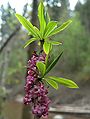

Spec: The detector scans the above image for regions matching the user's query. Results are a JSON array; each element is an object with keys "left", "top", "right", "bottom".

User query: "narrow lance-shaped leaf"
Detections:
[
  {"left": 15, "top": 14, "right": 39, "bottom": 38},
  {"left": 47, "top": 41, "right": 62, "bottom": 45},
  {"left": 49, "top": 76, "right": 79, "bottom": 88},
  {"left": 45, "top": 52, "right": 63, "bottom": 75},
  {"left": 44, "top": 11, "right": 50, "bottom": 24},
  {"left": 43, "top": 42, "right": 52, "bottom": 55},
  {"left": 24, "top": 38, "right": 37, "bottom": 48},
  {"left": 34, "top": 26, "right": 41, "bottom": 39},
  {"left": 38, "top": 2, "right": 46, "bottom": 37},
  {"left": 44, "top": 21, "right": 57, "bottom": 38},
  {"left": 45, "top": 78, "right": 58, "bottom": 89},
  {"left": 36, "top": 61, "right": 46, "bottom": 76},
  {"left": 48, "top": 20, "right": 72, "bottom": 37}
]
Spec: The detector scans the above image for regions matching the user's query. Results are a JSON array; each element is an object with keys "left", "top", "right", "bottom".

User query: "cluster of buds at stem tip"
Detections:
[{"left": 24, "top": 51, "right": 51, "bottom": 118}]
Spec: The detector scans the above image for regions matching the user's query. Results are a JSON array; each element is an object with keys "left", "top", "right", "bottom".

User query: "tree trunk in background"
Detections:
[
  {"left": 27, "top": 0, "right": 38, "bottom": 60},
  {"left": 1, "top": 48, "right": 10, "bottom": 87},
  {"left": 22, "top": 0, "right": 38, "bottom": 119}
]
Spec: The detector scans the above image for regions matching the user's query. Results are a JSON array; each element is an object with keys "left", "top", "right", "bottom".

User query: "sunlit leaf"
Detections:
[
  {"left": 43, "top": 42, "right": 52, "bottom": 54},
  {"left": 48, "top": 41, "right": 62, "bottom": 45},
  {"left": 49, "top": 76, "right": 79, "bottom": 88},
  {"left": 45, "top": 52, "right": 63, "bottom": 75},
  {"left": 34, "top": 26, "right": 41, "bottom": 39},
  {"left": 28, "top": 32, "right": 31, "bottom": 36},
  {"left": 44, "top": 21, "right": 57, "bottom": 38},
  {"left": 48, "top": 20, "right": 72, "bottom": 37},
  {"left": 36, "top": 61, "right": 46, "bottom": 76},
  {"left": 38, "top": 2, "right": 46, "bottom": 37},
  {"left": 24, "top": 38, "right": 37, "bottom": 48},
  {"left": 44, "top": 11, "right": 50, "bottom": 24},
  {"left": 15, "top": 14, "right": 39, "bottom": 38},
  {"left": 45, "top": 78, "right": 58, "bottom": 89}
]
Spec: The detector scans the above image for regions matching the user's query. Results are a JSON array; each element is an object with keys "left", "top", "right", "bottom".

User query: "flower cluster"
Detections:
[{"left": 24, "top": 51, "right": 50, "bottom": 118}]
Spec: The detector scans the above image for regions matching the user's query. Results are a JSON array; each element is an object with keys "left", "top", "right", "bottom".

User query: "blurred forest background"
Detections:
[{"left": 0, "top": 0, "right": 90, "bottom": 119}]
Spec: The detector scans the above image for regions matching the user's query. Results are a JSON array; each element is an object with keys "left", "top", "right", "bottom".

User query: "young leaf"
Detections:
[
  {"left": 44, "top": 11, "right": 50, "bottom": 24},
  {"left": 49, "top": 76, "right": 79, "bottom": 88},
  {"left": 28, "top": 32, "right": 32, "bottom": 36},
  {"left": 38, "top": 2, "right": 46, "bottom": 37},
  {"left": 34, "top": 26, "right": 41, "bottom": 39},
  {"left": 45, "top": 52, "right": 63, "bottom": 75},
  {"left": 44, "top": 21, "right": 57, "bottom": 38},
  {"left": 43, "top": 42, "right": 52, "bottom": 54},
  {"left": 45, "top": 78, "right": 58, "bottom": 89},
  {"left": 48, "top": 41, "right": 62, "bottom": 45},
  {"left": 15, "top": 14, "right": 38, "bottom": 38},
  {"left": 48, "top": 20, "right": 72, "bottom": 37},
  {"left": 36, "top": 61, "right": 46, "bottom": 76},
  {"left": 24, "top": 38, "right": 37, "bottom": 48}
]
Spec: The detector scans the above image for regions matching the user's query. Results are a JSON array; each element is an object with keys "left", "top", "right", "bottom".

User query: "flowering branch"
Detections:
[{"left": 15, "top": 1, "right": 79, "bottom": 119}]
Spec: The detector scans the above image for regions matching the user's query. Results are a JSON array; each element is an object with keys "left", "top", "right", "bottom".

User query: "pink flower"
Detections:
[{"left": 24, "top": 51, "right": 50, "bottom": 118}]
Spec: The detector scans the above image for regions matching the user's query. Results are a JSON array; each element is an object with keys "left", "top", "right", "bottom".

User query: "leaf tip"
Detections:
[
  {"left": 69, "top": 20, "right": 72, "bottom": 24},
  {"left": 15, "top": 13, "right": 19, "bottom": 17},
  {"left": 72, "top": 82, "right": 79, "bottom": 89},
  {"left": 23, "top": 45, "right": 27, "bottom": 48},
  {"left": 74, "top": 84, "right": 79, "bottom": 89},
  {"left": 69, "top": 83, "right": 79, "bottom": 89}
]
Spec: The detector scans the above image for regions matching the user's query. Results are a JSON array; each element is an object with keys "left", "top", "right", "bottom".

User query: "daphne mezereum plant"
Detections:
[{"left": 15, "top": 1, "right": 78, "bottom": 119}]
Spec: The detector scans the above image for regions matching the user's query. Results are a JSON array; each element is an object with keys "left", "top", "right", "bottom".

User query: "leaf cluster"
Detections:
[
  {"left": 15, "top": 2, "right": 71, "bottom": 54},
  {"left": 15, "top": 2, "right": 78, "bottom": 89},
  {"left": 36, "top": 52, "right": 78, "bottom": 89}
]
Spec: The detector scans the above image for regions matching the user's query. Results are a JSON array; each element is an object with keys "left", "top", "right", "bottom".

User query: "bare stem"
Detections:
[{"left": 40, "top": 39, "right": 44, "bottom": 53}]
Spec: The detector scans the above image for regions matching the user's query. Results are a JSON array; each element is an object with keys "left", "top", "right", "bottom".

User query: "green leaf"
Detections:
[
  {"left": 43, "top": 42, "right": 52, "bottom": 54},
  {"left": 28, "top": 32, "right": 31, "bottom": 36},
  {"left": 45, "top": 78, "right": 58, "bottom": 89},
  {"left": 49, "top": 76, "right": 79, "bottom": 88},
  {"left": 44, "top": 21, "right": 57, "bottom": 38},
  {"left": 36, "top": 61, "right": 46, "bottom": 76},
  {"left": 48, "top": 20, "right": 72, "bottom": 37},
  {"left": 48, "top": 41, "right": 62, "bottom": 45},
  {"left": 34, "top": 26, "right": 41, "bottom": 39},
  {"left": 24, "top": 38, "right": 37, "bottom": 48},
  {"left": 45, "top": 52, "right": 63, "bottom": 75},
  {"left": 44, "top": 11, "right": 50, "bottom": 24},
  {"left": 38, "top": 2, "right": 46, "bottom": 37},
  {"left": 15, "top": 14, "right": 38, "bottom": 38}
]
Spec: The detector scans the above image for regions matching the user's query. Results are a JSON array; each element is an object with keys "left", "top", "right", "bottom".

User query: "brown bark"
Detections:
[
  {"left": 27, "top": 0, "right": 38, "bottom": 60},
  {"left": 26, "top": 0, "right": 38, "bottom": 77}
]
